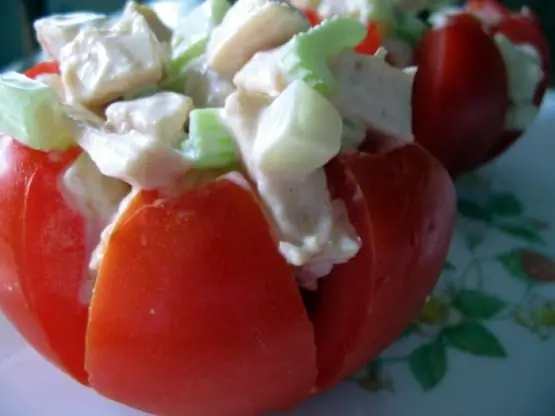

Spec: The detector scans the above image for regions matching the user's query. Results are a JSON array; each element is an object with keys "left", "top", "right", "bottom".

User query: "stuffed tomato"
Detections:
[
  {"left": 0, "top": 1, "right": 455, "bottom": 415},
  {"left": 295, "top": 0, "right": 549, "bottom": 176}
]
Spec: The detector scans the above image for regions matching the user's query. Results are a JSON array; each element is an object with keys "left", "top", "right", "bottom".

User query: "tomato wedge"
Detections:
[
  {"left": 86, "top": 176, "right": 317, "bottom": 416},
  {"left": 0, "top": 136, "right": 89, "bottom": 384},
  {"left": 412, "top": 13, "right": 509, "bottom": 176},
  {"left": 313, "top": 144, "right": 456, "bottom": 388}
]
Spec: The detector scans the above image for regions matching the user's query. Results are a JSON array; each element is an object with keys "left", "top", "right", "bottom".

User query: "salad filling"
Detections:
[{"left": 0, "top": 0, "right": 416, "bottom": 290}]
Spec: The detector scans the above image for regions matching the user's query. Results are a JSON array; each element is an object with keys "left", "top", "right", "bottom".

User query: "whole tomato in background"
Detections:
[
  {"left": 302, "top": 0, "right": 549, "bottom": 177},
  {"left": 413, "top": 0, "right": 549, "bottom": 176}
]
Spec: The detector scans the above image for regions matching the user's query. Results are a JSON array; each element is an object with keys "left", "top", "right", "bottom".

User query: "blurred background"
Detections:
[{"left": 1, "top": 0, "right": 553, "bottom": 82}]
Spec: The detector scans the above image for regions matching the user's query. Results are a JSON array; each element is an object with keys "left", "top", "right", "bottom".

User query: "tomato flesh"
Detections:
[
  {"left": 312, "top": 145, "right": 456, "bottom": 388},
  {"left": 86, "top": 176, "right": 317, "bottom": 416},
  {"left": 0, "top": 137, "right": 89, "bottom": 383}
]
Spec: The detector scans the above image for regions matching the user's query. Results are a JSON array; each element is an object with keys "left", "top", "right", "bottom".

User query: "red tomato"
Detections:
[
  {"left": 304, "top": 8, "right": 321, "bottom": 26},
  {"left": 85, "top": 176, "right": 317, "bottom": 416},
  {"left": 24, "top": 61, "right": 60, "bottom": 79},
  {"left": 412, "top": 13, "right": 509, "bottom": 176},
  {"left": 302, "top": 9, "right": 382, "bottom": 56},
  {"left": 0, "top": 135, "right": 455, "bottom": 413},
  {"left": 313, "top": 144, "right": 455, "bottom": 388},
  {"left": 355, "top": 24, "right": 382, "bottom": 55},
  {"left": 465, "top": 1, "right": 550, "bottom": 164},
  {"left": 0, "top": 136, "right": 89, "bottom": 384}
]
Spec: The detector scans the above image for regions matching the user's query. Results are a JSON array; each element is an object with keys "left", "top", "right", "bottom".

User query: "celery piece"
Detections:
[
  {"left": 280, "top": 16, "right": 367, "bottom": 96},
  {"left": 0, "top": 72, "right": 75, "bottom": 151},
  {"left": 253, "top": 79, "right": 342, "bottom": 175},
  {"left": 182, "top": 108, "right": 238, "bottom": 168},
  {"left": 171, "top": 0, "right": 231, "bottom": 71}
]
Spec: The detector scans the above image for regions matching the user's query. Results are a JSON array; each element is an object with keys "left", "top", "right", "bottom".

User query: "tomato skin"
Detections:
[
  {"left": 0, "top": 136, "right": 89, "bottom": 384},
  {"left": 304, "top": 8, "right": 321, "bottom": 26},
  {"left": 412, "top": 14, "right": 509, "bottom": 176},
  {"left": 24, "top": 61, "right": 60, "bottom": 79},
  {"left": 313, "top": 144, "right": 455, "bottom": 389},
  {"left": 86, "top": 176, "right": 317, "bottom": 416}
]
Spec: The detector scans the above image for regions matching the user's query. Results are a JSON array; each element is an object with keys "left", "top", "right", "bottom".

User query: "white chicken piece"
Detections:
[
  {"left": 77, "top": 127, "right": 192, "bottom": 191},
  {"left": 34, "top": 12, "right": 107, "bottom": 61},
  {"left": 330, "top": 51, "right": 415, "bottom": 142},
  {"left": 60, "top": 9, "right": 168, "bottom": 106},
  {"left": 121, "top": 1, "right": 172, "bottom": 43},
  {"left": 233, "top": 47, "right": 287, "bottom": 97},
  {"left": 185, "top": 56, "right": 237, "bottom": 107},
  {"left": 223, "top": 90, "right": 360, "bottom": 287},
  {"left": 105, "top": 92, "right": 194, "bottom": 145},
  {"left": 206, "top": 0, "right": 309, "bottom": 77}
]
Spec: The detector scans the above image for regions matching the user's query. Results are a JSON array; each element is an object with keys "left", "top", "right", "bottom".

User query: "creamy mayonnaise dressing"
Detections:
[
  {"left": 31, "top": 0, "right": 421, "bottom": 291},
  {"left": 223, "top": 90, "right": 360, "bottom": 287},
  {"left": 493, "top": 33, "right": 544, "bottom": 131}
]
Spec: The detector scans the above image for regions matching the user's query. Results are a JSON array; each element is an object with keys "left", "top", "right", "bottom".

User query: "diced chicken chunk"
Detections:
[
  {"left": 34, "top": 12, "right": 107, "bottom": 60},
  {"left": 105, "top": 92, "right": 193, "bottom": 145},
  {"left": 185, "top": 57, "right": 236, "bottom": 107},
  {"left": 62, "top": 152, "right": 130, "bottom": 226},
  {"left": 494, "top": 33, "right": 543, "bottom": 130},
  {"left": 233, "top": 47, "right": 287, "bottom": 96},
  {"left": 223, "top": 90, "right": 360, "bottom": 287},
  {"left": 330, "top": 51, "right": 414, "bottom": 142},
  {"left": 77, "top": 127, "right": 192, "bottom": 190},
  {"left": 121, "top": 1, "right": 172, "bottom": 43},
  {"left": 60, "top": 10, "right": 168, "bottom": 106},
  {"left": 207, "top": 0, "right": 309, "bottom": 77}
]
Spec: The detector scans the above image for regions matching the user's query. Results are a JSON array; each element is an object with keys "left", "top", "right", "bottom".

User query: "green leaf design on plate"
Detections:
[
  {"left": 409, "top": 339, "right": 447, "bottom": 391},
  {"left": 531, "top": 306, "right": 555, "bottom": 327},
  {"left": 498, "top": 250, "right": 530, "bottom": 282},
  {"left": 498, "top": 250, "right": 555, "bottom": 284},
  {"left": 457, "top": 198, "right": 492, "bottom": 222},
  {"left": 452, "top": 290, "right": 507, "bottom": 319},
  {"left": 442, "top": 322, "right": 507, "bottom": 358},
  {"left": 497, "top": 223, "right": 545, "bottom": 244},
  {"left": 489, "top": 193, "right": 523, "bottom": 216}
]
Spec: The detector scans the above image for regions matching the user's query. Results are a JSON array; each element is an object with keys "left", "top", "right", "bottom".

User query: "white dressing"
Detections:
[
  {"left": 105, "top": 92, "right": 193, "bottom": 145},
  {"left": 223, "top": 90, "right": 360, "bottom": 287},
  {"left": 77, "top": 127, "right": 192, "bottom": 190},
  {"left": 494, "top": 33, "right": 544, "bottom": 131}
]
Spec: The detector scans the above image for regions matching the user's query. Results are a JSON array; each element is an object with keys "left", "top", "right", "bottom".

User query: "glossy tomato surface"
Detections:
[
  {"left": 86, "top": 177, "right": 318, "bottom": 416},
  {"left": 313, "top": 144, "right": 456, "bottom": 388},
  {"left": 0, "top": 137, "right": 89, "bottom": 384},
  {"left": 413, "top": 13, "right": 510, "bottom": 176}
]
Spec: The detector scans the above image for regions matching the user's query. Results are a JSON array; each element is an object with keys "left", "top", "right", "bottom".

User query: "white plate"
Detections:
[{"left": 1, "top": 94, "right": 555, "bottom": 415}]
